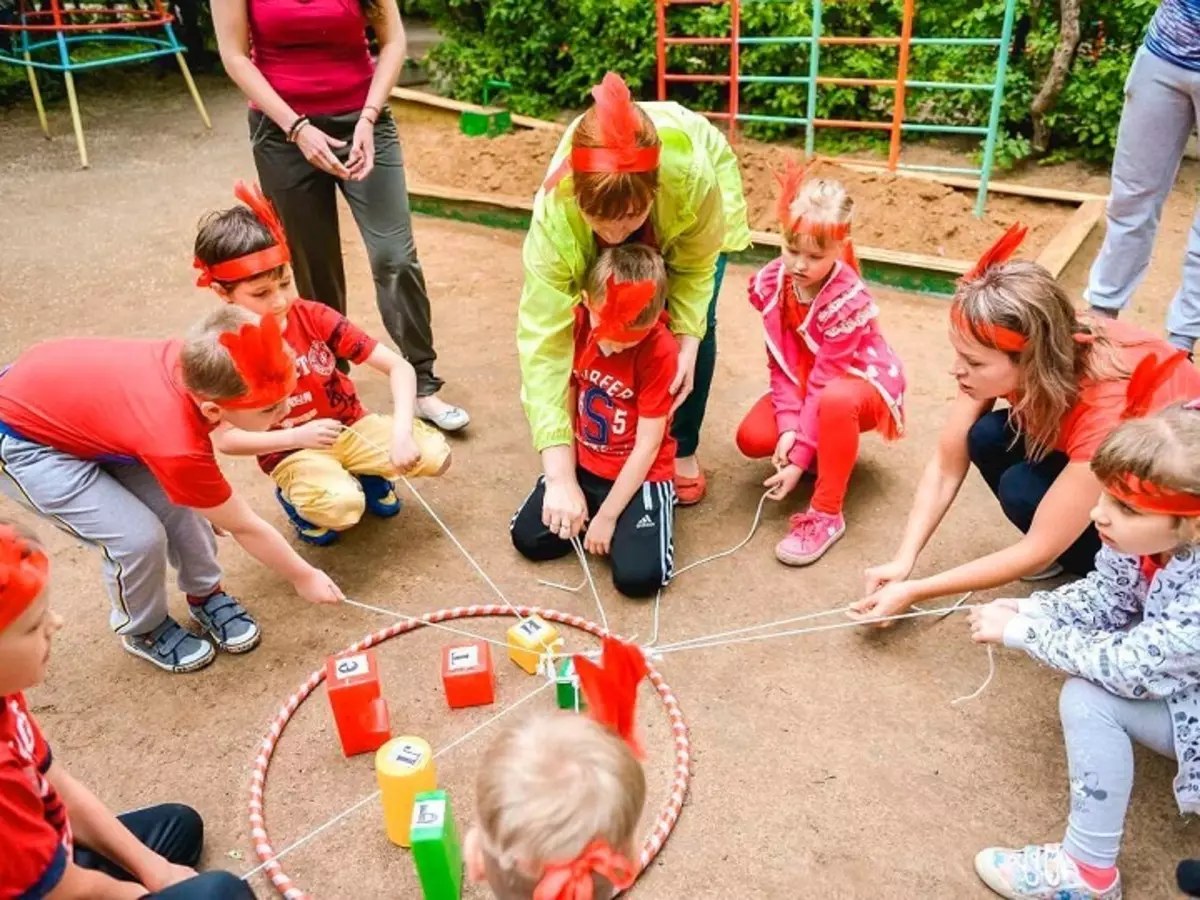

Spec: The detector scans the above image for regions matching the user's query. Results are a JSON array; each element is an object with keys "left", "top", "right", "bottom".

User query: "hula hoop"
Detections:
[{"left": 248, "top": 604, "right": 691, "bottom": 900}]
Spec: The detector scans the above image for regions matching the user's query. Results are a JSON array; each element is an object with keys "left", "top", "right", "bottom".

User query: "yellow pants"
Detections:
[{"left": 272, "top": 414, "right": 450, "bottom": 531}]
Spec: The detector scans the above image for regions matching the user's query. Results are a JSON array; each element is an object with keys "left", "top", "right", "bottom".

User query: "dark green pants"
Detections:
[
  {"left": 249, "top": 109, "right": 443, "bottom": 396},
  {"left": 671, "top": 254, "right": 727, "bottom": 458}
]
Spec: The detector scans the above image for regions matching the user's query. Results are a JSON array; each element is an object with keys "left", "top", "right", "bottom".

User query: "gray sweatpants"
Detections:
[
  {"left": 1087, "top": 47, "right": 1200, "bottom": 353},
  {"left": 1058, "top": 677, "right": 1176, "bottom": 868},
  {"left": 0, "top": 433, "right": 222, "bottom": 636}
]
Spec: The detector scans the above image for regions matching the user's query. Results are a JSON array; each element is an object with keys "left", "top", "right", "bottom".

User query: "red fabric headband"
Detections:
[
  {"left": 194, "top": 182, "right": 291, "bottom": 287},
  {"left": 1107, "top": 474, "right": 1200, "bottom": 517},
  {"left": 533, "top": 840, "right": 636, "bottom": 900},
  {"left": 215, "top": 313, "right": 297, "bottom": 410},
  {"left": 0, "top": 525, "right": 49, "bottom": 633}
]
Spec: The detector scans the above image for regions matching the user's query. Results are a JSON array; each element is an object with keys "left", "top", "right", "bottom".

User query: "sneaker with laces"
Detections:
[
  {"left": 275, "top": 488, "right": 339, "bottom": 546},
  {"left": 1021, "top": 562, "right": 1065, "bottom": 582},
  {"left": 189, "top": 592, "right": 260, "bottom": 654},
  {"left": 775, "top": 509, "right": 846, "bottom": 566},
  {"left": 358, "top": 475, "right": 403, "bottom": 518},
  {"left": 122, "top": 618, "right": 216, "bottom": 673},
  {"left": 974, "top": 843, "right": 1122, "bottom": 900}
]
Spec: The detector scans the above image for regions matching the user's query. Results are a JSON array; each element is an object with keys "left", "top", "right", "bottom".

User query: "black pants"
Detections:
[
  {"left": 249, "top": 109, "right": 443, "bottom": 397},
  {"left": 966, "top": 410, "right": 1101, "bottom": 576},
  {"left": 75, "top": 803, "right": 255, "bottom": 899},
  {"left": 510, "top": 468, "right": 676, "bottom": 599}
]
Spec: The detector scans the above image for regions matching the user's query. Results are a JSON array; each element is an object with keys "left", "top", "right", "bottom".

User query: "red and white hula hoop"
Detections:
[{"left": 248, "top": 604, "right": 691, "bottom": 900}]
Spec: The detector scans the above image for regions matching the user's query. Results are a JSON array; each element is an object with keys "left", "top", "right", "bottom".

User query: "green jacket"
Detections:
[{"left": 517, "top": 101, "right": 751, "bottom": 451}]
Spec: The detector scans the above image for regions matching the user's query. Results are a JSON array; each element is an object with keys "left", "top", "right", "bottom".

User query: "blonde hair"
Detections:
[
  {"left": 475, "top": 711, "right": 646, "bottom": 900},
  {"left": 786, "top": 178, "right": 854, "bottom": 252},
  {"left": 953, "top": 259, "right": 1120, "bottom": 461},
  {"left": 571, "top": 106, "right": 661, "bottom": 221},
  {"left": 584, "top": 244, "right": 669, "bottom": 330},
  {"left": 179, "top": 305, "right": 288, "bottom": 402}
]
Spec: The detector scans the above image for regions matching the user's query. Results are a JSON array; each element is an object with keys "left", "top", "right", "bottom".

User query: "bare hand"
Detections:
[
  {"left": 140, "top": 861, "right": 197, "bottom": 893},
  {"left": 293, "top": 418, "right": 343, "bottom": 450},
  {"left": 864, "top": 557, "right": 915, "bottom": 596},
  {"left": 669, "top": 335, "right": 701, "bottom": 414},
  {"left": 773, "top": 431, "right": 797, "bottom": 470},
  {"left": 542, "top": 475, "right": 588, "bottom": 541},
  {"left": 764, "top": 464, "right": 803, "bottom": 500},
  {"left": 848, "top": 580, "right": 921, "bottom": 628},
  {"left": 583, "top": 512, "right": 616, "bottom": 555},
  {"left": 294, "top": 123, "right": 350, "bottom": 178},
  {"left": 347, "top": 116, "right": 376, "bottom": 181},
  {"left": 391, "top": 429, "right": 422, "bottom": 473},
  {"left": 968, "top": 601, "right": 1018, "bottom": 644},
  {"left": 294, "top": 568, "right": 344, "bottom": 604}
]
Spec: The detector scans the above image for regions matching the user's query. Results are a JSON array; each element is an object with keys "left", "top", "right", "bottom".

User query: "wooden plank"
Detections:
[
  {"left": 833, "top": 160, "right": 1105, "bottom": 204},
  {"left": 407, "top": 180, "right": 535, "bottom": 212},
  {"left": 750, "top": 229, "right": 971, "bottom": 275},
  {"left": 1034, "top": 198, "right": 1105, "bottom": 278},
  {"left": 389, "top": 87, "right": 565, "bottom": 133}
]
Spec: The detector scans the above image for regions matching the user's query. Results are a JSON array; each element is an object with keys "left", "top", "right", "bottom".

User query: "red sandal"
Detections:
[{"left": 674, "top": 469, "right": 707, "bottom": 506}]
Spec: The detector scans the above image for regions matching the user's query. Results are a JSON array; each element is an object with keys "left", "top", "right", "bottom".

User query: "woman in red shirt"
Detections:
[{"left": 212, "top": 0, "right": 469, "bottom": 432}]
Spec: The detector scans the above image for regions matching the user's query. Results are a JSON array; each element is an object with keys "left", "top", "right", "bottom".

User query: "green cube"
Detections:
[
  {"left": 411, "top": 790, "right": 463, "bottom": 900},
  {"left": 555, "top": 657, "right": 585, "bottom": 711},
  {"left": 459, "top": 110, "right": 490, "bottom": 137}
]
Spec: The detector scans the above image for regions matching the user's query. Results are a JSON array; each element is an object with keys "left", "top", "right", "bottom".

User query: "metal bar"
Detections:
[
  {"left": 833, "top": 157, "right": 983, "bottom": 176},
  {"left": 909, "top": 37, "right": 1001, "bottom": 46},
  {"left": 805, "top": 0, "right": 821, "bottom": 157},
  {"left": 739, "top": 75, "right": 811, "bottom": 84},
  {"left": 736, "top": 112, "right": 809, "bottom": 124},
  {"left": 976, "top": 0, "right": 1017, "bottom": 216},
  {"left": 819, "top": 76, "right": 897, "bottom": 87},
  {"left": 729, "top": 0, "right": 740, "bottom": 142},
  {"left": 904, "top": 79, "right": 994, "bottom": 91},
  {"left": 701, "top": 110, "right": 734, "bottom": 120},
  {"left": 737, "top": 35, "right": 1002, "bottom": 47},
  {"left": 888, "top": 0, "right": 914, "bottom": 170},
  {"left": 664, "top": 73, "right": 732, "bottom": 83},
  {"left": 818, "top": 117, "right": 893, "bottom": 131},
  {"left": 739, "top": 36, "right": 811, "bottom": 44},
  {"left": 655, "top": 0, "right": 666, "bottom": 101},
  {"left": 664, "top": 36, "right": 732, "bottom": 45},
  {"left": 900, "top": 122, "right": 989, "bottom": 134},
  {"left": 901, "top": 164, "right": 984, "bottom": 176}
]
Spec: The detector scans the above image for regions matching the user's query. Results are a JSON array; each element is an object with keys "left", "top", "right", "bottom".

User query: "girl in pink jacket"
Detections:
[{"left": 737, "top": 169, "right": 906, "bottom": 566}]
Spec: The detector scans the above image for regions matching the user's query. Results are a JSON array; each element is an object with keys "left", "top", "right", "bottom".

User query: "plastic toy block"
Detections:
[
  {"left": 411, "top": 790, "right": 463, "bottom": 900},
  {"left": 459, "top": 78, "right": 513, "bottom": 138},
  {"left": 377, "top": 736, "right": 437, "bottom": 847},
  {"left": 325, "top": 650, "right": 392, "bottom": 757},
  {"left": 506, "top": 616, "right": 563, "bottom": 675},
  {"left": 555, "top": 657, "right": 585, "bottom": 711},
  {"left": 441, "top": 641, "right": 495, "bottom": 710}
]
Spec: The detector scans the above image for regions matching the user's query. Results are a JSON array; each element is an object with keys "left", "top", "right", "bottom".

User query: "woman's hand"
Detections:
[
  {"left": 347, "top": 115, "right": 376, "bottom": 181},
  {"left": 669, "top": 335, "right": 701, "bottom": 414},
  {"left": 542, "top": 474, "right": 588, "bottom": 541},
  {"left": 864, "top": 557, "right": 915, "bottom": 595},
  {"left": 294, "top": 122, "right": 350, "bottom": 178},
  {"left": 848, "top": 580, "right": 922, "bottom": 628}
]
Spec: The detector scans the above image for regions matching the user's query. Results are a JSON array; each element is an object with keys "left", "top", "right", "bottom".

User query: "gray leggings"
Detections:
[{"left": 1059, "top": 677, "right": 1176, "bottom": 868}]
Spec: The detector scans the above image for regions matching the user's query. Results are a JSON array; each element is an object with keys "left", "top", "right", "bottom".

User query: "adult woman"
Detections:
[
  {"left": 853, "top": 230, "right": 1200, "bottom": 623},
  {"left": 519, "top": 73, "right": 750, "bottom": 539},
  {"left": 212, "top": 0, "right": 468, "bottom": 430}
]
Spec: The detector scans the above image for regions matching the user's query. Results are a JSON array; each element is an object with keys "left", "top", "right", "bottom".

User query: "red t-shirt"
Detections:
[
  {"left": 0, "top": 339, "right": 231, "bottom": 508},
  {"left": 259, "top": 299, "right": 379, "bottom": 473},
  {"left": 572, "top": 309, "right": 678, "bottom": 483},
  {"left": 247, "top": 0, "right": 374, "bottom": 116},
  {"left": 0, "top": 694, "right": 72, "bottom": 899}
]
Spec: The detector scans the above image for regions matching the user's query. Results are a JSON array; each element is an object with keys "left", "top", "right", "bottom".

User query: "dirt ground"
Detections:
[{"left": 1, "top": 72, "right": 1198, "bottom": 899}]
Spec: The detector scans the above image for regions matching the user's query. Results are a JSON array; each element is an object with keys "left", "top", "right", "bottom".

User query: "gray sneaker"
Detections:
[
  {"left": 1022, "top": 562, "right": 1065, "bottom": 583},
  {"left": 189, "top": 592, "right": 260, "bottom": 654},
  {"left": 123, "top": 618, "right": 216, "bottom": 673}
]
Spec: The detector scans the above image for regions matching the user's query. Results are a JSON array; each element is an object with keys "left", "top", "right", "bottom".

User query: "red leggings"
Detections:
[{"left": 736, "top": 377, "right": 891, "bottom": 515}]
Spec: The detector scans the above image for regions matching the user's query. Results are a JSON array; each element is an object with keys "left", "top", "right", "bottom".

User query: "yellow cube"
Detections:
[
  {"left": 506, "top": 616, "right": 563, "bottom": 675},
  {"left": 376, "top": 736, "right": 437, "bottom": 847}
]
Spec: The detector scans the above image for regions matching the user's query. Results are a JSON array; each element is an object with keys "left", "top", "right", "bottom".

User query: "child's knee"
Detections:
[
  {"left": 123, "top": 519, "right": 169, "bottom": 562},
  {"left": 186, "top": 870, "right": 257, "bottom": 899},
  {"left": 1059, "top": 677, "right": 1111, "bottom": 730},
  {"left": 735, "top": 419, "right": 774, "bottom": 459},
  {"left": 611, "top": 558, "right": 665, "bottom": 599},
  {"left": 301, "top": 486, "right": 366, "bottom": 531}
]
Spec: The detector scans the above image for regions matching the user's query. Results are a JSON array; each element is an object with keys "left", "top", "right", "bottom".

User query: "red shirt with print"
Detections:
[
  {"left": 259, "top": 298, "right": 379, "bottom": 473},
  {"left": 0, "top": 339, "right": 230, "bottom": 509},
  {"left": 571, "top": 308, "right": 678, "bottom": 483},
  {"left": 0, "top": 694, "right": 72, "bottom": 899}
]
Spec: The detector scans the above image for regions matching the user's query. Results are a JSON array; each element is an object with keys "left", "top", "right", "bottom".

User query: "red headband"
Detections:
[
  {"left": 194, "top": 182, "right": 291, "bottom": 287},
  {"left": 774, "top": 158, "right": 859, "bottom": 274},
  {"left": 533, "top": 840, "right": 636, "bottom": 900},
  {"left": 1107, "top": 474, "right": 1200, "bottom": 517},
  {"left": 215, "top": 313, "right": 298, "bottom": 410},
  {"left": 0, "top": 525, "right": 49, "bottom": 633}
]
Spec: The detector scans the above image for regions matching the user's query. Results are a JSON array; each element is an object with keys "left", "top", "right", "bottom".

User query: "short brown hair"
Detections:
[
  {"left": 194, "top": 206, "right": 285, "bottom": 287},
  {"left": 179, "top": 305, "right": 289, "bottom": 401},
  {"left": 571, "top": 105, "right": 661, "bottom": 221},
  {"left": 475, "top": 711, "right": 646, "bottom": 900},
  {"left": 584, "top": 244, "right": 668, "bottom": 329}
]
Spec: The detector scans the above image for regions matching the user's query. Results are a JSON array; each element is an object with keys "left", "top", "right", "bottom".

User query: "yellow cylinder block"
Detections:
[{"left": 376, "top": 736, "right": 437, "bottom": 847}]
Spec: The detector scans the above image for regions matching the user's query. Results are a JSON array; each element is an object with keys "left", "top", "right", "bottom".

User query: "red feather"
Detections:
[
  {"left": 573, "top": 637, "right": 648, "bottom": 759},
  {"left": 964, "top": 222, "right": 1028, "bottom": 281},
  {"left": 218, "top": 313, "right": 296, "bottom": 406},
  {"left": 1124, "top": 350, "right": 1189, "bottom": 420},
  {"left": 591, "top": 73, "right": 643, "bottom": 168},
  {"left": 234, "top": 181, "right": 288, "bottom": 250},
  {"left": 601, "top": 275, "right": 656, "bottom": 327},
  {"left": 0, "top": 524, "right": 49, "bottom": 630},
  {"left": 774, "top": 157, "right": 807, "bottom": 234}
]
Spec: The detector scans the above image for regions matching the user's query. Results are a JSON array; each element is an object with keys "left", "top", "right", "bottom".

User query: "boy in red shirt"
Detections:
[
  {"left": 510, "top": 244, "right": 678, "bottom": 598},
  {"left": 0, "top": 522, "right": 257, "bottom": 899},
  {"left": 194, "top": 184, "right": 451, "bottom": 546},
  {"left": 0, "top": 308, "right": 343, "bottom": 674}
]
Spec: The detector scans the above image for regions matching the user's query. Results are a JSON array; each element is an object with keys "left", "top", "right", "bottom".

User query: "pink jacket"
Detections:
[{"left": 748, "top": 257, "right": 906, "bottom": 470}]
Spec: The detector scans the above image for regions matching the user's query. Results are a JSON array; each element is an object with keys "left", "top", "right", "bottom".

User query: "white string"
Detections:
[
  {"left": 569, "top": 535, "right": 609, "bottom": 633},
  {"left": 952, "top": 644, "right": 996, "bottom": 705},
  {"left": 673, "top": 490, "right": 773, "bottom": 578},
  {"left": 654, "top": 604, "right": 854, "bottom": 653},
  {"left": 341, "top": 598, "right": 516, "bottom": 651}
]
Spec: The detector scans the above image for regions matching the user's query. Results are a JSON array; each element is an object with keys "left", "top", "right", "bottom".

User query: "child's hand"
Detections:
[
  {"left": 294, "top": 418, "right": 343, "bottom": 450},
  {"left": 141, "top": 860, "right": 198, "bottom": 893},
  {"left": 391, "top": 428, "right": 422, "bottom": 473},
  {"left": 294, "top": 568, "right": 344, "bottom": 604},
  {"left": 584, "top": 512, "right": 616, "bottom": 555},
  {"left": 773, "top": 431, "right": 797, "bottom": 469},
  {"left": 968, "top": 601, "right": 1018, "bottom": 644},
  {"left": 764, "top": 464, "right": 803, "bottom": 500}
]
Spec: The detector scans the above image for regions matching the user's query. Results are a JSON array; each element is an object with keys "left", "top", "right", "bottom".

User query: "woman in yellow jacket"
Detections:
[{"left": 518, "top": 73, "right": 750, "bottom": 540}]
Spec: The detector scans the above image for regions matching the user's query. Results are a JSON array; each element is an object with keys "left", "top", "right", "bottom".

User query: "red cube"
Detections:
[
  {"left": 325, "top": 650, "right": 392, "bottom": 757},
  {"left": 441, "top": 641, "right": 495, "bottom": 709}
]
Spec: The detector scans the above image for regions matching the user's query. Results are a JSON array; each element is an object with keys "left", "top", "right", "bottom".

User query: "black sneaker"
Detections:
[{"left": 122, "top": 618, "right": 216, "bottom": 673}]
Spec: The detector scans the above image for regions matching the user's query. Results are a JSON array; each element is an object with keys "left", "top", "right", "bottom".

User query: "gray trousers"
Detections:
[
  {"left": 0, "top": 433, "right": 222, "bottom": 636},
  {"left": 250, "top": 109, "right": 444, "bottom": 396},
  {"left": 1058, "top": 677, "right": 1175, "bottom": 868},
  {"left": 1087, "top": 47, "right": 1200, "bottom": 353}
]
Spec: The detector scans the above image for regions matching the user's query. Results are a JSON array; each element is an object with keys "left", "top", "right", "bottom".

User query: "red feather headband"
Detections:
[
  {"left": 578, "top": 275, "right": 659, "bottom": 369},
  {"left": 194, "top": 182, "right": 291, "bottom": 287},
  {"left": 215, "top": 313, "right": 298, "bottom": 410},
  {"left": 774, "top": 158, "right": 858, "bottom": 274},
  {"left": 0, "top": 524, "right": 49, "bottom": 634}
]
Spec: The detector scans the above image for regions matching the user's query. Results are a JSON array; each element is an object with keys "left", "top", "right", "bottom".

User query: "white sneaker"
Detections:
[{"left": 974, "top": 842, "right": 1121, "bottom": 900}]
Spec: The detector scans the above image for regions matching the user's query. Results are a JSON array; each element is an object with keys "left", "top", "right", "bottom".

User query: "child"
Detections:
[
  {"left": 968, "top": 395, "right": 1200, "bottom": 900},
  {"left": 0, "top": 306, "right": 344, "bottom": 674},
  {"left": 737, "top": 165, "right": 905, "bottom": 566},
  {"left": 0, "top": 521, "right": 256, "bottom": 898},
  {"left": 464, "top": 637, "right": 648, "bottom": 899},
  {"left": 510, "top": 244, "right": 677, "bottom": 599},
  {"left": 195, "top": 184, "right": 452, "bottom": 546}
]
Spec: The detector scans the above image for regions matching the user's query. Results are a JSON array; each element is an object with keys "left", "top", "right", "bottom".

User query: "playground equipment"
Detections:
[
  {"left": 655, "top": 0, "right": 1019, "bottom": 215},
  {"left": 0, "top": 0, "right": 211, "bottom": 168},
  {"left": 459, "top": 78, "right": 513, "bottom": 137}
]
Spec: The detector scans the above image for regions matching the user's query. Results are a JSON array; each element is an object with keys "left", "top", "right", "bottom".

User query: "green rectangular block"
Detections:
[
  {"left": 556, "top": 657, "right": 585, "bottom": 711},
  {"left": 410, "top": 790, "right": 463, "bottom": 900}
]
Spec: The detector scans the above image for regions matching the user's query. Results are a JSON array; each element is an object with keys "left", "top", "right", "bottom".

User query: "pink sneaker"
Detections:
[{"left": 775, "top": 509, "right": 845, "bottom": 566}]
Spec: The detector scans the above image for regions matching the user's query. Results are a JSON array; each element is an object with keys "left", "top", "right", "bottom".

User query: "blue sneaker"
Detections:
[
  {"left": 275, "top": 488, "right": 339, "bottom": 546},
  {"left": 358, "top": 475, "right": 402, "bottom": 518}
]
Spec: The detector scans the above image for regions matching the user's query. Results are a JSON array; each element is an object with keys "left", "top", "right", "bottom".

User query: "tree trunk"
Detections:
[{"left": 1030, "top": 0, "right": 1082, "bottom": 154}]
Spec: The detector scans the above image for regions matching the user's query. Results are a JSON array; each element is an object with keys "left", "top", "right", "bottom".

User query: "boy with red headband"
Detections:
[
  {"left": 0, "top": 522, "right": 257, "bottom": 898},
  {"left": 0, "top": 307, "right": 343, "bottom": 674},
  {"left": 194, "top": 184, "right": 451, "bottom": 547},
  {"left": 510, "top": 244, "right": 677, "bottom": 599}
]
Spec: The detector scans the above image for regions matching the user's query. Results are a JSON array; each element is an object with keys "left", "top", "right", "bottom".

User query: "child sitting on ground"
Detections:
[
  {"left": 968, "top": 386, "right": 1200, "bottom": 900},
  {"left": 195, "top": 184, "right": 451, "bottom": 546},
  {"left": 464, "top": 637, "right": 647, "bottom": 899},
  {"left": 510, "top": 244, "right": 678, "bottom": 598},
  {"left": 0, "top": 306, "right": 343, "bottom": 674},
  {"left": 737, "top": 164, "right": 906, "bottom": 567},
  {"left": 0, "top": 521, "right": 256, "bottom": 898}
]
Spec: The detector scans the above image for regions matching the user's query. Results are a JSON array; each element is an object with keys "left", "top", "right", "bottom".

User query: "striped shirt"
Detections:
[{"left": 1146, "top": 0, "right": 1200, "bottom": 72}]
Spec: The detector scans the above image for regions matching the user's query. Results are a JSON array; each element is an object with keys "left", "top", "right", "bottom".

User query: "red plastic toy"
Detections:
[
  {"left": 325, "top": 650, "right": 392, "bottom": 757},
  {"left": 441, "top": 641, "right": 495, "bottom": 709}
]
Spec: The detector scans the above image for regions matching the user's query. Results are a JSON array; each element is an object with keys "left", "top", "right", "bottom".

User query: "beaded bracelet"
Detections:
[
  {"left": 286, "top": 115, "right": 311, "bottom": 143},
  {"left": 361, "top": 104, "right": 382, "bottom": 124}
]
